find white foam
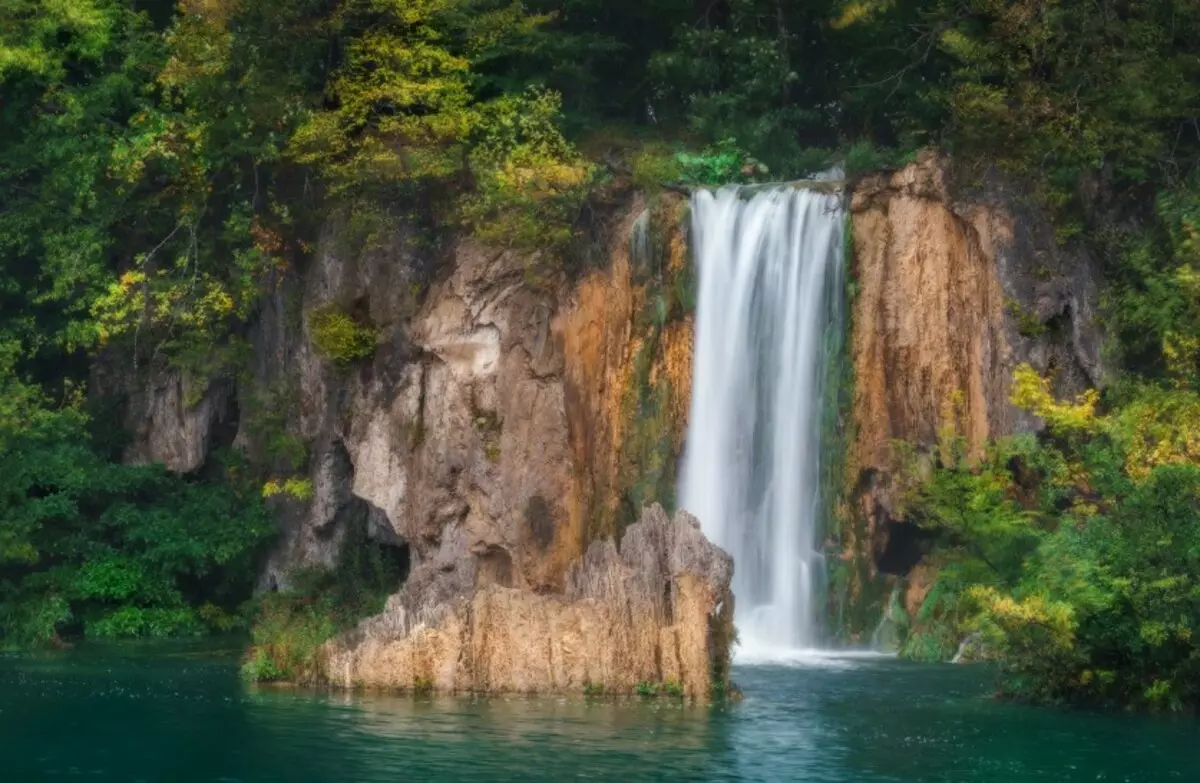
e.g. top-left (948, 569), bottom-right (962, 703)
top-left (733, 644), bottom-right (896, 669)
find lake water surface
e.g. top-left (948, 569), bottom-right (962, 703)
top-left (1, 644), bottom-right (1195, 782)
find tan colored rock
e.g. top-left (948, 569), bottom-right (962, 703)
top-left (323, 504), bottom-right (735, 699)
top-left (560, 195), bottom-right (694, 543)
top-left (850, 158), bottom-right (1010, 477)
top-left (844, 153), bottom-right (1104, 617)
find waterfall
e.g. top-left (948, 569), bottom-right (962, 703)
top-left (680, 184), bottom-right (845, 658)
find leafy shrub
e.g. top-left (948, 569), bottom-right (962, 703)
top-left (630, 145), bottom-right (685, 191)
top-left (0, 400), bottom-right (275, 648)
top-left (461, 89), bottom-right (595, 261)
top-left (674, 138), bottom-right (767, 185)
top-left (88, 607), bottom-right (205, 639)
top-left (307, 305), bottom-right (377, 364)
top-left (901, 367), bottom-right (1200, 711)
top-left (240, 588), bottom-right (338, 684)
top-left (262, 477), bottom-right (315, 501)
top-left (842, 141), bottom-right (914, 177)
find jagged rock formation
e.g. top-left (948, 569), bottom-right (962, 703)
top-left (323, 504), bottom-right (734, 697)
top-left (839, 154), bottom-right (1104, 634)
top-left (85, 361), bottom-right (235, 474)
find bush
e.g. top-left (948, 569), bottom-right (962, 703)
top-left (307, 305), bottom-right (377, 365)
top-left (0, 401), bottom-right (275, 649)
top-left (88, 606), bottom-right (205, 639)
top-left (240, 589), bottom-right (338, 684)
top-left (901, 368), bottom-right (1200, 711)
top-left (460, 89), bottom-right (595, 262)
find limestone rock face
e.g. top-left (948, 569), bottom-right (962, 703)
top-left (841, 154), bottom-right (1103, 625)
top-left (850, 156), bottom-right (1102, 480)
top-left (120, 368), bottom-right (233, 474)
top-left (323, 504), bottom-right (734, 698)
top-left (231, 193), bottom-right (697, 653)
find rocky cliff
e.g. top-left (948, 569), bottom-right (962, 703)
top-left (837, 155), bottom-right (1104, 636)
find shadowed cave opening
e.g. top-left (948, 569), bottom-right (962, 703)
top-left (329, 497), bottom-right (412, 599)
top-left (875, 519), bottom-right (930, 577)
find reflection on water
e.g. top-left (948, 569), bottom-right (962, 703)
top-left (0, 645), bottom-right (1195, 782)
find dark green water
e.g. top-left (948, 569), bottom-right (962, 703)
top-left (1, 646), bottom-right (1195, 782)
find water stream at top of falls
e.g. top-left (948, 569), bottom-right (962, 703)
top-left (680, 184), bottom-right (845, 660)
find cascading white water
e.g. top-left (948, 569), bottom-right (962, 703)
top-left (680, 183), bottom-right (844, 658)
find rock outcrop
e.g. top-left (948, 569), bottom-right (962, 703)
top-left (323, 504), bottom-right (734, 698)
top-left (86, 362), bottom-right (235, 475)
top-left (838, 154), bottom-right (1104, 637)
top-left (226, 194), bottom-right (696, 597)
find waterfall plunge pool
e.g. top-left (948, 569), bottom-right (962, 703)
top-left (2, 645), bottom-right (1193, 782)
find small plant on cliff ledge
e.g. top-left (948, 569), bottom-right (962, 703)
top-left (633, 680), bottom-right (685, 697)
top-left (307, 305), bottom-right (378, 365)
top-left (582, 680), bottom-right (605, 697)
top-left (262, 477), bottom-right (315, 502)
top-left (473, 412), bottom-right (503, 463)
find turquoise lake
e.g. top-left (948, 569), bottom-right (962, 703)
top-left (1, 645), bottom-right (1195, 781)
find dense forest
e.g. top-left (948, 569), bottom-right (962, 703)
top-left (2, 0), bottom-right (1200, 712)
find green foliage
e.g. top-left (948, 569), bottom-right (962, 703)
top-left (902, 371), bottom-right (1200, 711)
top-left (971, 464), bottom-right (1200, 711)
top-left (307, 305), bottom-right (378, 365)
top-left (901, 579), bottom-right (970, 663)
top-left (582, 680), bottom-right (605, 697)
top-left (460, 89), bottom-right (595, 260)
top-left (673, 139), bottom-right (768, 185)
top-left (239, 586), bottom-right (336, 684)
top-left (629, 144), bottom-right (685, 191)
top-left (88, 606), bottom-right (205, 639)
top-left (0, 397), bottom-right (275, 648)
top-left (262, 478), bottom-right (316, 502)
top-left (240, 387), bottom-right (306, 475)
top-left (842, 141), bottom-right (913, 177)
top-left (1005, 298), bottom-right (1047, 339)
top-left (635, 679), bottom-right (685, 697)
top-left (1106, 181), bottom-right (1200, 382)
